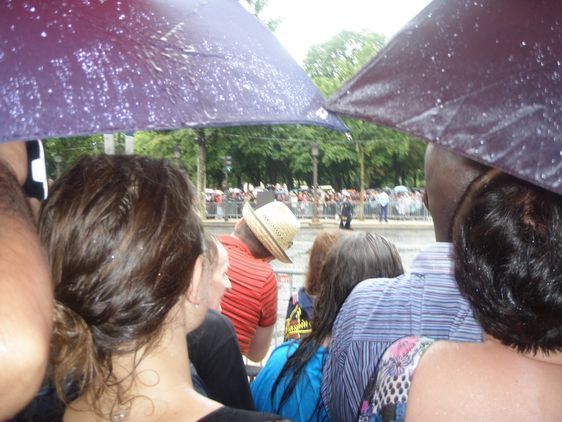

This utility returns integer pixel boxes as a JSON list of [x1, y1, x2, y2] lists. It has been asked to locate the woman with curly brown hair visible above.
[[359, 170, 562, 421], [39, 155, 283, 421]]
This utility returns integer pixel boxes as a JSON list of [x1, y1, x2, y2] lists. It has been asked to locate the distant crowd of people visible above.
[[1, 140, 560, 421], [206, 185, 427, 222]]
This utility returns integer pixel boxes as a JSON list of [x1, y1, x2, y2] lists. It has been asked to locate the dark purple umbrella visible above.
[[0, 0, 346, 143], [328, 0, 562, 195]]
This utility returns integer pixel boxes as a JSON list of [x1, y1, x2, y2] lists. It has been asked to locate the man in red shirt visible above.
[[220, 201, 300, 361]]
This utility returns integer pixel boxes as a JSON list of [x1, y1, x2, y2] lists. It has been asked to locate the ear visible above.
[[234, 218, 244, 231], [186, 254, 205, 306]]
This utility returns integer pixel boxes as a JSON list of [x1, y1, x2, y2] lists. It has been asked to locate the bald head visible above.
[[424, 144, 487, 242]]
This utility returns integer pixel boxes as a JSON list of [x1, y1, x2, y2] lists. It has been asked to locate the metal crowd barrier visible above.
[[206, 199, 431, 221], [244, 267, 306, 373]]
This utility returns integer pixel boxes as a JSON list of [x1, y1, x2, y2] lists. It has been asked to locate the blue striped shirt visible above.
[[322, 242, 483, 422]]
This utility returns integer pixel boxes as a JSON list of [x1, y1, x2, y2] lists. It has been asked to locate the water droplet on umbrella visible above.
[[118, 14, 126, 20], [47, 88, 53, 94], [520, 41, 527, 47], [315, 107, 328, 120], [40, 31, 47, 38], [480, 140, 484, 145], [30, 6, 36, 12]]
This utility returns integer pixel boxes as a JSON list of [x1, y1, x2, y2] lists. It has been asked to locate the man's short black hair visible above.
[[453, 170, 562, 354]]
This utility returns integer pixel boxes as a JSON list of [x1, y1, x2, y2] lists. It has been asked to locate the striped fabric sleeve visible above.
[[258, 270, 278, 327]]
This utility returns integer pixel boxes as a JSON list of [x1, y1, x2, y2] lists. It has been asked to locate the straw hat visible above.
[[242, 201, 300, 263]]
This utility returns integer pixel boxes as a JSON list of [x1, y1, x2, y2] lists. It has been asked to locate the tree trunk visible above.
[[196, 129, 207, 219]]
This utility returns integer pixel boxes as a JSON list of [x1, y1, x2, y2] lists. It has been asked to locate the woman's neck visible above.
[[68, 309, 220, 421], [484, 335, 562, 365]]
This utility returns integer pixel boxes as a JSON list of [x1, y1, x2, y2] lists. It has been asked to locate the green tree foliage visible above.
[[43, 136, 103, 179], [304, 30, 385, 96], [243, 0, 282, 31], [303, 30, 426, 189]]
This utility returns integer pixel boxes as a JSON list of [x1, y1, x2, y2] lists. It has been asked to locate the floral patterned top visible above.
[[358, 336, 435, 422]]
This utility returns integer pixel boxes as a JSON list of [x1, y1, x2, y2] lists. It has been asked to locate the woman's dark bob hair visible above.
[[39, 154, 204, 410], [453, 169, 562, 354]]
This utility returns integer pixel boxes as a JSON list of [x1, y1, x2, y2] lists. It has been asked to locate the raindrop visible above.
[[427, 12, 433, 18], [30, 6, 36, 12], [520, 41, 527, 47], [47, 88, 53, 94], [440, 68, 445, 73], [111, 255, 115, 260], [447, 52, 453, 58], [118, 14, 125, 20], [479, 140, 484, 145], [315, 107, 328, 120], [40, 31, 47, 38], [540, 174, 546, 180]]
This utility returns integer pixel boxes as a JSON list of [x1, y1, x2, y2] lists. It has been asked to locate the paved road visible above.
[[204, 218, 435, 271]]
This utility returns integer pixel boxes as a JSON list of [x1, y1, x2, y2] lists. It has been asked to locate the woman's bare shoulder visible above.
[[405, 340, 562, 421]]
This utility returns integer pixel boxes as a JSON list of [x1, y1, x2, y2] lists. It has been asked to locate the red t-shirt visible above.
[[219, 235, 278, 355]]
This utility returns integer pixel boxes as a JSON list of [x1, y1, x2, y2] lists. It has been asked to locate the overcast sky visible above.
[[261, 0, 433, 63]]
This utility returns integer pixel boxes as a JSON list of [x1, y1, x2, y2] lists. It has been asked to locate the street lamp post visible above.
[[311, 142, 320, 224]]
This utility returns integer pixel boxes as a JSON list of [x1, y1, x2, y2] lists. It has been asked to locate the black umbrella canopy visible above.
[[328, 0, 562, 195], [0, 0, 346, 143]]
